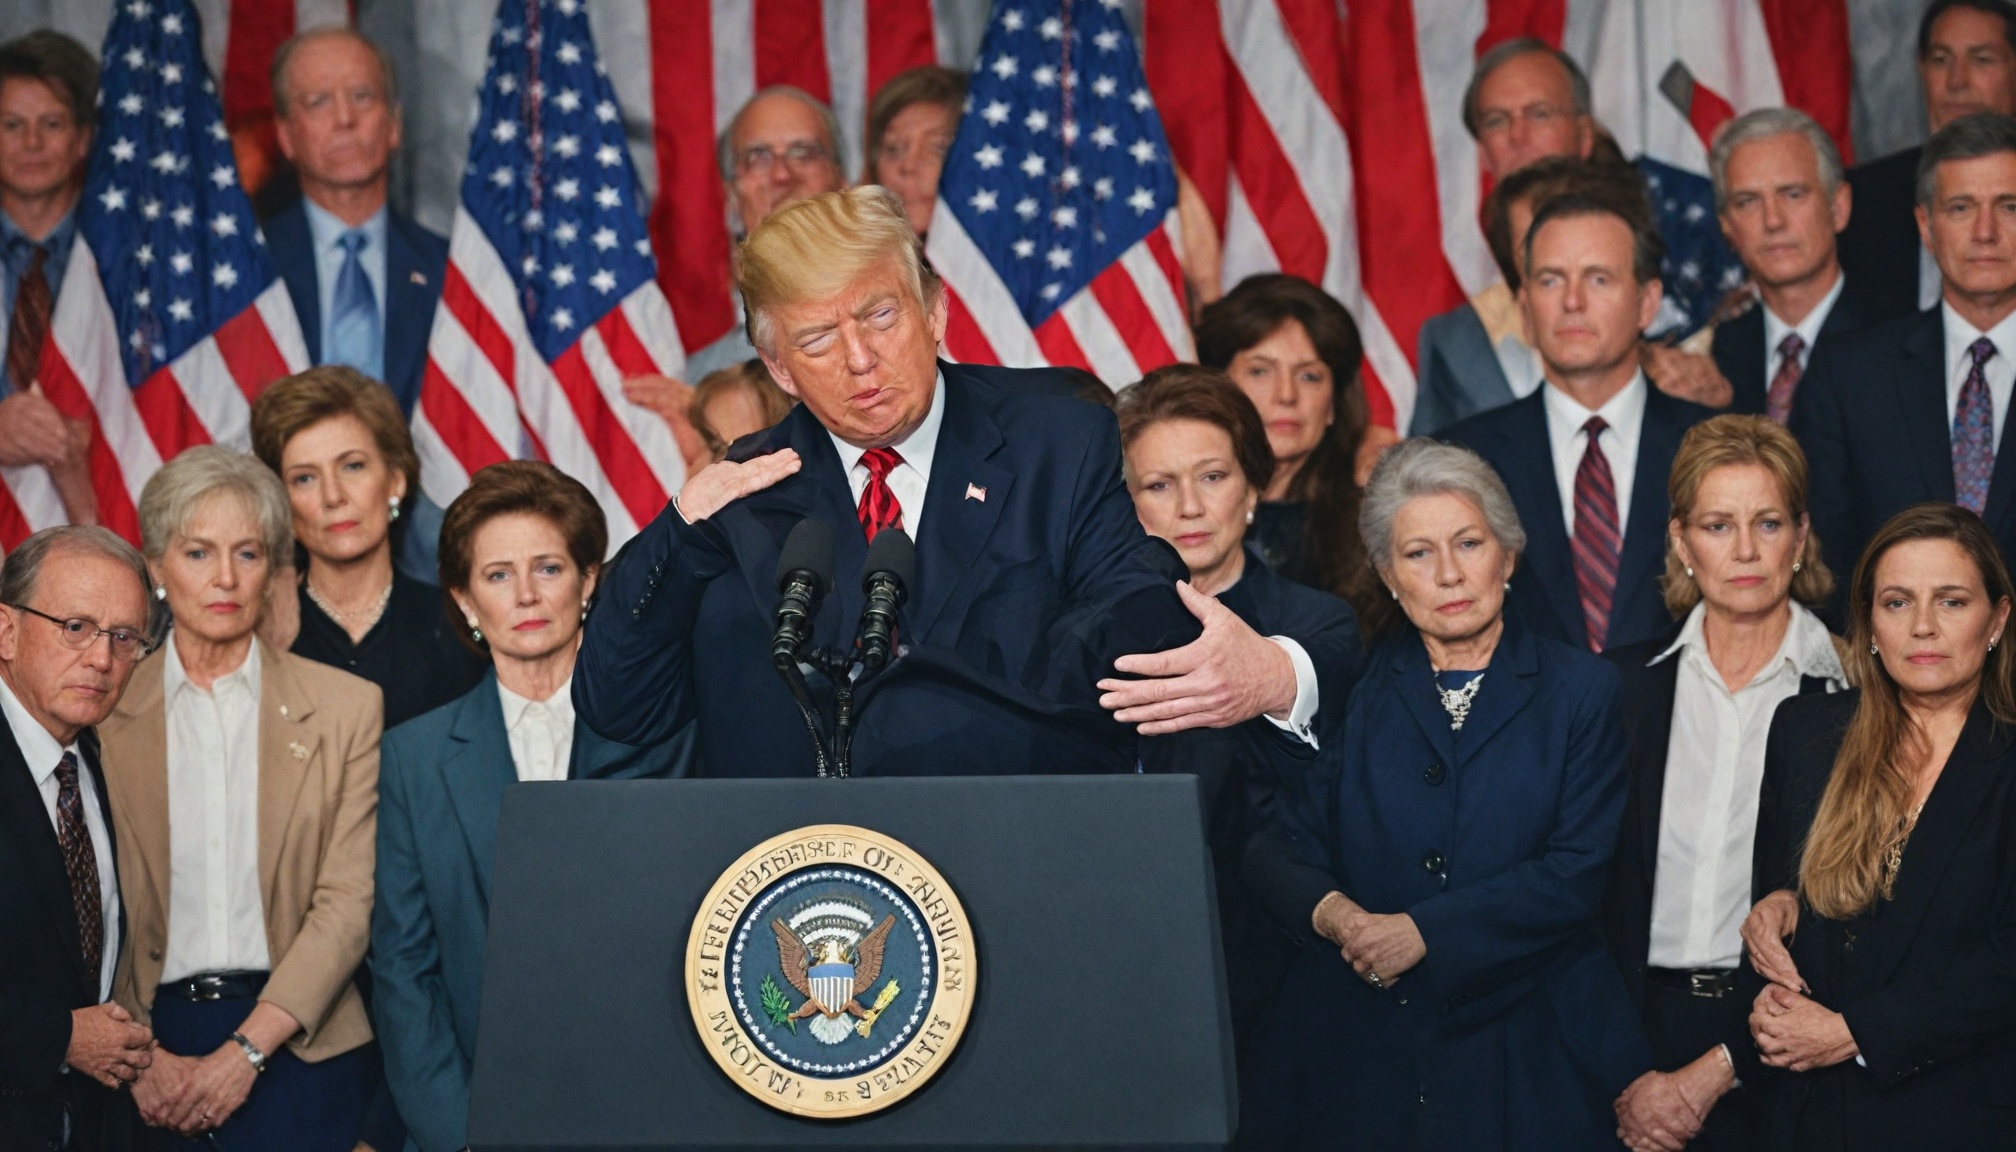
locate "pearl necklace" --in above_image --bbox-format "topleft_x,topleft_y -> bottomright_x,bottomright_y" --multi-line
306,578 -> 393,633
1434,671 -> 1485,730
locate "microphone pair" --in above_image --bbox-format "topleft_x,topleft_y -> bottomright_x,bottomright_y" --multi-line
770,518 -> 914,671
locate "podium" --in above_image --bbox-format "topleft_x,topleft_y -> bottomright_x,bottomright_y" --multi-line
467,775 -> 1237,1151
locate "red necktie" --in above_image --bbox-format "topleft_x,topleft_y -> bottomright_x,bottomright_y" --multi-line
1571,416 -> 1621,652
55,752 -> 103,984
7,246 -> 51,393
857,447 -> 905,541
1765,332 -> 1805,425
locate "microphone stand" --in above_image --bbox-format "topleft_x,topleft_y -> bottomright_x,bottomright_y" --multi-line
821,650 -> 858,779
772,653 -> 834,778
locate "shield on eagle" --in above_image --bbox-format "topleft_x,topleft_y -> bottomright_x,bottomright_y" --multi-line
771,899 -> 897,1045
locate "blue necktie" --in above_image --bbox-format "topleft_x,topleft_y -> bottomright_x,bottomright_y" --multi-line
1955,337 -> 1996,515
328,229 -> 383,380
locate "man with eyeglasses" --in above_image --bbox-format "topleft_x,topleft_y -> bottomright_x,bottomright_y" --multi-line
621,87 -> 848,465
1413,38 -> 1735,438
0,525 -> 158,1151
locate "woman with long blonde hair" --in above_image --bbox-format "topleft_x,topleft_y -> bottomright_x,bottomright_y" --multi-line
1740,502 -> 2016,1149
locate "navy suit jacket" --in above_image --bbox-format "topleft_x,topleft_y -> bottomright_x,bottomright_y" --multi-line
1242,622 -> 1650,1150
573,361 -> 1200,777
1792,307 -> 2016,621
1835,146 -> 1926,327
370,674 -> 690,1152
1710,276 -> 1876,416
1411,302 -> 1516,437
1442,385 -> 1715,652
264,198 -> 448,416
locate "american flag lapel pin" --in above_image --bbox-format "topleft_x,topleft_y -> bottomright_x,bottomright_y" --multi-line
965,483 -> 987,503
409,271 -> 427,285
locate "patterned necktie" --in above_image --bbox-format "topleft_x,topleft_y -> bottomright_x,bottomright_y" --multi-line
1955,337 -> 1997,515
1765,332 -> 1806,425
328,229 -> 383,380
857,447 -> 905,541
6,245 -> 51,394
54,752 -> 103,984
1571,416 -> 1621,653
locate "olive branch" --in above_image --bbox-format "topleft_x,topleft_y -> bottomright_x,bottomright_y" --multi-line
759,973 -> 796,1033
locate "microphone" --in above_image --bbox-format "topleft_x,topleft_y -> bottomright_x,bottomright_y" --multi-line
854,527 -> 915,672
771,519 -> 834,667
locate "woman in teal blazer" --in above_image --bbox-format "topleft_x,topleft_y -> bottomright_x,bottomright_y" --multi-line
370,463 -> 693,1152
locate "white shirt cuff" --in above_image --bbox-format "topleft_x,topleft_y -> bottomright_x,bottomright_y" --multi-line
1262,635 -> 1320,748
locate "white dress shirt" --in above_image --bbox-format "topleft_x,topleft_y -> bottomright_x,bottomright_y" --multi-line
304,199 -> 389,362
160,634 -> 269,981
1762,272 -> 1845,384
499,675 -> 576,783
1541,371 -> 1648,538
0,671 -> 121,1001
1942,301 -> 2016,454
1646,603 -> 1845,969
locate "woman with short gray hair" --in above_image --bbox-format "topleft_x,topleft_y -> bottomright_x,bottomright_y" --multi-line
1243,438 -> 1650,1149
98,445 -> 385,1151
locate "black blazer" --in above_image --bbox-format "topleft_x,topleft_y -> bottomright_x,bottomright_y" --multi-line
1710,276 -> 1877,416
0,714 -> 127,1151
574,361 -> 1203,777
264,198 -> 449,417
1791,308 -> 2016,621
1442,385 -> 1716,652
1835,146 -> 1926,327
1599,628 -> 1835,1052
1748,691 -> 2016,1148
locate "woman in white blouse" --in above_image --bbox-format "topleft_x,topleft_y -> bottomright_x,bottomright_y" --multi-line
100,445 -> 384,1150
369,461 -> 689,1152
1600,415 -> 1849,1152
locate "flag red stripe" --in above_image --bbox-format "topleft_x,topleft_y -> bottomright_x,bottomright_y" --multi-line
1477,0 -> 1566,55
866,0 -> 937,104
0,478 -> 29,550
1756,0 -> 1854,164
940,288 -> 1000,365
1086,264 -> 1177,374
1686,82 -> 1739,151
552,334 -> 665,528
1144,226 -> 1187,311
1032,313 -> 1093,374
755,0 -> 832,103
132,367 -> 213,464
211,305 -> 293,403
647,3 -> 737,353
441,264 -> 517,391
1275,0 -> 1349,126
597,306 -> 661,379
1226,67 -> 1328,286
36,347 -> 139,543
1144,0 -> 1230,231
420,358 -> 513,480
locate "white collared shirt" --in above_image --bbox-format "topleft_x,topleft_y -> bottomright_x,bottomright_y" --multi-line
0,670 -> 121,1001
1647,602 -> 1845,969
160,633 -> 268,982
1941,301 -> 2016,454
499,675 -> 576,783
303,198 -> 389,361
1762,272 -> 1845,384
827,368 -> 947,537
1542,371 -> 1648,538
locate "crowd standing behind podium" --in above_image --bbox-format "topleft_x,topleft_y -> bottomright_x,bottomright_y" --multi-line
12,3 -> 2016,1150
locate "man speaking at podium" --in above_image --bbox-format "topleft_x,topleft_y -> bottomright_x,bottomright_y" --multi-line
574,187 -> 1316,776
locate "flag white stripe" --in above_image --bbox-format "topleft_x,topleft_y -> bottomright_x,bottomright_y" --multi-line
252,279 -> 312,373
1220,174 -> 1283,289
712,0 -> 756,136
49,246 -> 161,499
925,203 -> 1044,365
410,407 -> 472,511
425,304 -> 524,455
1410,0 -> 1497,297
1056,292 -> 1143,386
824,0 -> 869,181
0,464 -> 65,534
167,337 -> 250,450
578,310 -> 684,498
1120,224 -> 1193,361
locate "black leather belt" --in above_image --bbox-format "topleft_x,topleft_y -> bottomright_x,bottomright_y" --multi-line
157,970 -> 268,1002
1647,966 -> 1737,999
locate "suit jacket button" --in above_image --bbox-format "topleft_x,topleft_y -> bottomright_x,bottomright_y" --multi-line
1424,763 -> 1446,785
1422,851 -> 1444,873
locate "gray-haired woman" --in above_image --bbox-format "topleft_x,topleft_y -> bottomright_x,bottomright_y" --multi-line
1242,438 -> 1651,1150
96,446 -> 384,1151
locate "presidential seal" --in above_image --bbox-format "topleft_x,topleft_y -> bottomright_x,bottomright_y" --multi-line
685,825 -> 975,1118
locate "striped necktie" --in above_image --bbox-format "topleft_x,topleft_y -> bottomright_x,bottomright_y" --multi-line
54,751 -> 103,983
6,245 -> 51,393
1765,333 -> 1805,425
857,447 -> 905,541
1571,416 -> 1621,652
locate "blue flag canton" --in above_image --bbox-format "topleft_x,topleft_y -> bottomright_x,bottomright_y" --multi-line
941,0 -> 1178,329
463,0 -> 656,363
1638,156 -> 1746,341
82,0 -> 274,387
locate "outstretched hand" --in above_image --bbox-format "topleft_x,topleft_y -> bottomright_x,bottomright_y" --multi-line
675,448 -> 802,523
1098,581 -> 1297,735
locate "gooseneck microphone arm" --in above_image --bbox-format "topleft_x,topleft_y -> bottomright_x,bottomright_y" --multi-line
769,519 -> 835,778
834,528 -> 916,777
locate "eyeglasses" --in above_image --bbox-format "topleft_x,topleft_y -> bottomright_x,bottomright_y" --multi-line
1475,103 -> 1571,138
736,142 -> 835,176
10,604 -> 156,662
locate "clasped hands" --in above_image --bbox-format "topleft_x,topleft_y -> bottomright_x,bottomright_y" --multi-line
1741,888 -> 1859,1072
1312,891 -> 1426,989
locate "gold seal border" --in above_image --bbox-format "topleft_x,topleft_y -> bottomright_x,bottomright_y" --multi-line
684,823 -> 977,1119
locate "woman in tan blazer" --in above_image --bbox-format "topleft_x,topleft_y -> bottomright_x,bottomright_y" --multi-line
98,446 -> 381,1151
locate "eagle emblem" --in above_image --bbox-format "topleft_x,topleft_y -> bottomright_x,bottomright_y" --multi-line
769,899 -> 899,1045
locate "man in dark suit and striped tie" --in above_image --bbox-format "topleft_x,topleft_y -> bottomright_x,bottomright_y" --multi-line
1445,192 -> 1716,653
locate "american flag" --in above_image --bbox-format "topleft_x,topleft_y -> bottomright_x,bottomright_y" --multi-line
0,0 -> 309,549
414,0 -> 687,552
927,0 -> 1192,384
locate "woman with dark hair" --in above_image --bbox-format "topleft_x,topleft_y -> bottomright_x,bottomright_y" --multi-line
1739,502 -> 2016,1149
1194,274 -> 1385,631
372,461 -> 690,1152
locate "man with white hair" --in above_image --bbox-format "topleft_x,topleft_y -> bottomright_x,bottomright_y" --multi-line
576,187 -> 1323,778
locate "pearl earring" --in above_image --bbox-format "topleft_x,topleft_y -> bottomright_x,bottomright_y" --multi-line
154,585 -> 166,601
1685,567 -> 1694,579
389,497 -> 402,523
467,617 -> 483,643
1245,509 -> 1255,526
1870,642 -> 1879,656
1793,561 -> 1802,573
1389,588 -> 1398,601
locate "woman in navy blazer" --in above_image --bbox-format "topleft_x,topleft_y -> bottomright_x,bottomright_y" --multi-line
370,463 -> 691,1152
1244,439 -> 1650,1150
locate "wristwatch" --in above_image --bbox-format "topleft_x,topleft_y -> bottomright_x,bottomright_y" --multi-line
228,1031 -> 269,1074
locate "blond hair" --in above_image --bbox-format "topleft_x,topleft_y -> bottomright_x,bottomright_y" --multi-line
738,186 -> 940,355
1661,414 -> 1833,616
691,360 -> 794,460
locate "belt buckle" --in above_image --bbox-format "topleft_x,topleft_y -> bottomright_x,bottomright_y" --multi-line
192,975 -> 227,1001
1688,971 -> 1727,999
